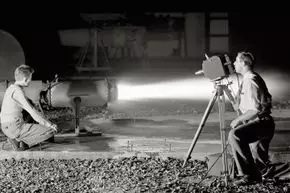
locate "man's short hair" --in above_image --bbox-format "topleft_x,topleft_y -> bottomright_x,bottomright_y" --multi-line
238,51 -> 255,68
14,64 -> 34,81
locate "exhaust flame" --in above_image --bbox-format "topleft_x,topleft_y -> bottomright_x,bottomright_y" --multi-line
117,72 -> 289,102
117,77 -> 216,101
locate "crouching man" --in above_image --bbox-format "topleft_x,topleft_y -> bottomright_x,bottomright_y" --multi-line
0,64 -> 58,151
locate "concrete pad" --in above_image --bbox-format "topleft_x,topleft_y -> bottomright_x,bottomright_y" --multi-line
0,109 -> 289,163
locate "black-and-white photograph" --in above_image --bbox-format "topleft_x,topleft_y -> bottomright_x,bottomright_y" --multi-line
0,12 -> 290,192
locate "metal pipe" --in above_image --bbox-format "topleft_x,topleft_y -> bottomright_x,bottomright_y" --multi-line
73,97 -> 82,136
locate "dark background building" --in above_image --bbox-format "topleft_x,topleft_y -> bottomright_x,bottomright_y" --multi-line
1,12 -> 289,80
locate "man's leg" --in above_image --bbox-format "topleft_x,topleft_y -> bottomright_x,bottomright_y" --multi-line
228,120 -> 268,179
228,125 -> 258,178
1,122 -> 25,151
250,117 -> 275,175
17,123 -> 55,148
250,140 -> 272,171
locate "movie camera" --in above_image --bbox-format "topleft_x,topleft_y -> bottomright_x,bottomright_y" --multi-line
196,54 -> 235,81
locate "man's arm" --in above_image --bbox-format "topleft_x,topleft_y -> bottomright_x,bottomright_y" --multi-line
236,109 -> 258,123
231,79 -> 260,128
12,88 -> 54,128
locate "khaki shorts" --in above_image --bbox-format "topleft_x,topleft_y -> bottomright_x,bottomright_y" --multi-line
1,117 -> 54,147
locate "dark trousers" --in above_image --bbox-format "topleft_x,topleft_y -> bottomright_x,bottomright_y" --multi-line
228,116 -> 275,177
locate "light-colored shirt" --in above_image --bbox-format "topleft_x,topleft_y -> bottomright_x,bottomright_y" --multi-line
238,71 -> 272,116
0,84 -> 51,127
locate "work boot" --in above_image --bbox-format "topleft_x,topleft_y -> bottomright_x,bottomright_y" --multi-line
7,138 -> 28,151
233,174 -> 262,186
261,164 -> 275,180
7,138 -> 20,151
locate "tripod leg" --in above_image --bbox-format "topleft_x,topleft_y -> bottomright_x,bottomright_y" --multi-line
182,90 -> 218,167
217,90 -> 229,185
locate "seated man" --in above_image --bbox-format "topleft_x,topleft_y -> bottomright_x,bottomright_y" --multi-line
0,64 -> 58,151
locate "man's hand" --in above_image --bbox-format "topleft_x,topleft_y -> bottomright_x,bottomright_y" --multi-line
49,123 -> 58,133
230,118 -> 243,129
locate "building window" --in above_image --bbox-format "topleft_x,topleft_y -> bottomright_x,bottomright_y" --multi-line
207,13 -> 229,54
210,20 -> 229,35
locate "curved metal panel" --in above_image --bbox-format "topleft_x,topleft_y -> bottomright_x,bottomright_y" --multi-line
0,30 -> 25,81
50,80 -> 113,107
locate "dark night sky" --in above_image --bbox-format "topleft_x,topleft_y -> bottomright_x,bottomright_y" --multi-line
1,12 -> 290,79
230,12 -> 290,71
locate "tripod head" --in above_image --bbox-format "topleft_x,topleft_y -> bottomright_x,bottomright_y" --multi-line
212,78 -> 233,93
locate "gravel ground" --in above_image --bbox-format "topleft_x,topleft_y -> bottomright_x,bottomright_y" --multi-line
0,157 -> 289,193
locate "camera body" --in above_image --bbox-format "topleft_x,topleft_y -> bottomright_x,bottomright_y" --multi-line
202,54 -> 235,81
